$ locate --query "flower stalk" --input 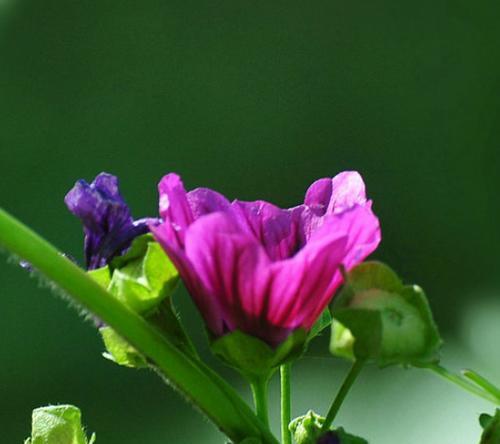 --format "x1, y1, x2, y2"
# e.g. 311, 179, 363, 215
321, 359, 365, 432
0, 207, 279, 444
280, 364, 292, 444
427, 364, 500, 405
